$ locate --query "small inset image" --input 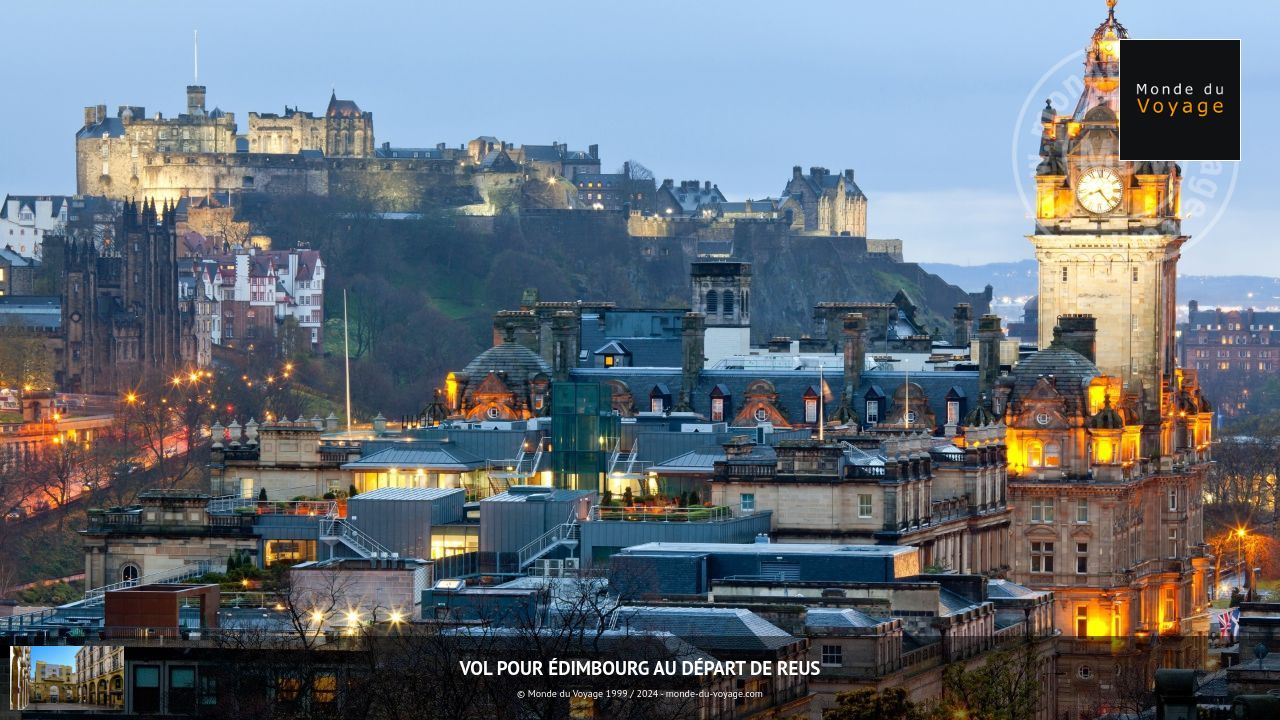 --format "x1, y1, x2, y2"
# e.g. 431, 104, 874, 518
9, 645, 124, 712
